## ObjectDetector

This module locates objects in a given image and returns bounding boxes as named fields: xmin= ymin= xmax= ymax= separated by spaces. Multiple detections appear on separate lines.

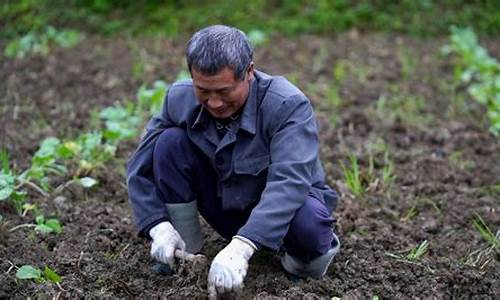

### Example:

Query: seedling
xmin=21 ymin=137 xmax=67 ymax=192
xmin=9 ymin=215 xmax=62 ymax=234
xmin=472 ymin=213 xmax=500 ymax=255
xmin=464 ymin=214 xmax=499 ymax=270
xmin=35 ymin=215 xmax=62 ymax=234
xmin=406 ymin=240 xmax=430 ymax=261
xmin=340 ymin=154 xmax=365 ymax=197
xmin=382 ymin=151 xmax=396 ymax=187
xmin=16 ymin=265 xmax=62 ymax=284
xmin=386 ymin=240 xmax=429 ymax=261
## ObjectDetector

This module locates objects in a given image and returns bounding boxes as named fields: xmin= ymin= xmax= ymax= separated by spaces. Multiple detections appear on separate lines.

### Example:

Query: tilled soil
xmin=1 ymin=32 xmax=499 ymax=299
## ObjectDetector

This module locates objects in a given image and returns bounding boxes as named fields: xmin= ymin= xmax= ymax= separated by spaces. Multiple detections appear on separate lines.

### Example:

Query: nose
xmin=206 ymin=97 xmax=223 ymax=110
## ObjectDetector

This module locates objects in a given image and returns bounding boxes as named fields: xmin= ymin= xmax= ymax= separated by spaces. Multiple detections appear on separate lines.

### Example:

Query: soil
xmin=1 ymin=31 xmax=499 ymax=299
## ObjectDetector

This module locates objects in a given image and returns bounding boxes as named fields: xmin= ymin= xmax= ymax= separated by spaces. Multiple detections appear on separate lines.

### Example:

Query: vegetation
xmin=4 ymin=26 xmax=81 ymax=58
xmin=2 ymin=1 xmax=500 ymax=41
xmin=443 ymin=26 xmax=500 ymax=135
xmin=16 ymin=265 xmax=62 ymax=284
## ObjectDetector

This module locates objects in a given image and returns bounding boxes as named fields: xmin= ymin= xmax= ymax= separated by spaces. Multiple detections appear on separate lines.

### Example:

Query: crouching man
xmin=126 ymin=25 xmax=340 ymax=298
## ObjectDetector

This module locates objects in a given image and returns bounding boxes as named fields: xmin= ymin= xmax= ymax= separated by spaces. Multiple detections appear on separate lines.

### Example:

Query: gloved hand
xmin=149 ymin=221 xmax=186 ymax=268
xmin=208 ymin=236 xmax=256 ymax=299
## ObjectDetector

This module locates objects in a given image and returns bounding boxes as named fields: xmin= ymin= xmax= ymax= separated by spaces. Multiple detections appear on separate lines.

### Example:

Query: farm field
xmin=1 ymin=30 xmax=499 ymax=298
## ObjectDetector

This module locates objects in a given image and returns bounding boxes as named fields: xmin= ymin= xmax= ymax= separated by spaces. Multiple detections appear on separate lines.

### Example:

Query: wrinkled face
xmin=191 ymin=65 xmax=253 ymax=119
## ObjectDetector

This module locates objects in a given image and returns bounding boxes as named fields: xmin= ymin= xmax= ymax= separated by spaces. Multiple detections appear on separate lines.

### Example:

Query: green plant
xmin=382 ymin=151 xmax=396 ymax=186
xmin=21 ymin=137 xmax=67 ymax=192
xmin=4 ymin=26 xmax=81 ymax=59
xmin=100 ymin=104 xmax=142 ymax=144
xmin=398 ymin=45 xmax=417 ymax=80
xmin=0 ymin=150 xmax=28 ymax=213
xmin=35 ymin=215 xmax=62 ymax=234
xmin=137 ymin=80 xmax=169 ymax=116
xmin=406 ymin=240 xmax=430 ymax=261
xmin=472 ymin=214 xmax=500 ymax=255
xmin=341 ymin=154 xmax=365 ymax=197
xmin=464 ymin=214 xmax=499 ymax=270
xmin=386 ymin=240 xmax=429 ymax=261
xmin=375 ymin=92 xmax=431 ymax=127
xmin=16 ymin=265 xmax=61 ymax=284
xmin=443 ymin=26 xmax=500 ymax=135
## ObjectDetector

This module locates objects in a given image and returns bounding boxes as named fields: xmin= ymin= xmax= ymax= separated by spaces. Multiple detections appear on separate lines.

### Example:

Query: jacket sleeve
xmin=237 ymin=94 xmax=319 ymax=250
xmin=126 ymin=90 xmax=175 ymax=238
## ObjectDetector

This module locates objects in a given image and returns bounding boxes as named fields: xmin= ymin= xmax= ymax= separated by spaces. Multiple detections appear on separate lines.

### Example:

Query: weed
xmin=402 ymin=206 xmax=419 ymax=221
xmin=386 ymin=240 xmax=429 ymax=261
xmin=464 ymin=214 xmax=500 ymax=270
xmin=382 ymin=151 xmax=396 ymax=187
xmin=341 ymin=154 xmax=365 ymax=197
xmin=375 ymin=92 xmax=431 ymax=127
xmin=472 ymin=214 xmax=500 ymax=255
xmin=448 ymin=151 xmax=475 ymax=170
xmin=397 ymin=45 xmax=417 ymax=80
xmin=406 ymin=240 xmax=430 ymax=261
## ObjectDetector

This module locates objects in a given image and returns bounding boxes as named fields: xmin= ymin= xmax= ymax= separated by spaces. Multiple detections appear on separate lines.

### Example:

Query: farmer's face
xmin=191 ymin=65 xmax=254 ymax=119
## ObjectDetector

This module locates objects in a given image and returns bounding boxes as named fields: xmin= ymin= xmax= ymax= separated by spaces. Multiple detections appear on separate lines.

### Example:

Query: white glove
xmin=208 ymin=236 xmax=256 ymax=299
xmin=149 ymin=221 xmax=186 ymax=268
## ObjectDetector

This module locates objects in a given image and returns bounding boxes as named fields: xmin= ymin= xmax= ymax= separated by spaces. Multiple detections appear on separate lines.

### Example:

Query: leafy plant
xmin=4 ymin=26 xmax=81 ymax=59
xmin=137 ymin=80 xmax=169 ymax=116
xmin=16 ymin=265 xmax=61 ymax=284
xmin=21 ymin=137 xmax=67 ymax=192
xmin=35 ymin=215 xmax=62 ymax=234
xmin=443 ymin=26 xmax=500 ymax=135
xmin=100 ymin=104 xmax=142 ymax=144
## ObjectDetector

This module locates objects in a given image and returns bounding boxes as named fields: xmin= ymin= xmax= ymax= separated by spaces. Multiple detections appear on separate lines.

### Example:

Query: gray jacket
xmin=127 ymin=70 xmax=337 ymax=251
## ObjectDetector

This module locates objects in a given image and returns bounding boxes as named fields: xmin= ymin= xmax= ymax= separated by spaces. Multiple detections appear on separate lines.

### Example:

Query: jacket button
xmin=216 ymin=157 xmax=224 ymax=165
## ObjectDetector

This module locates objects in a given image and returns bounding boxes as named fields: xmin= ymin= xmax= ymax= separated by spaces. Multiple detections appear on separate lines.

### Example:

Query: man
xmin=127 ymin=25 xmax=340 ymax=298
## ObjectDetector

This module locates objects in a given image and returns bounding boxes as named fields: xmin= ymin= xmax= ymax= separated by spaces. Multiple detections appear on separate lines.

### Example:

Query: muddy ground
xmin=0 ymin=31 xmax=499 ymax=298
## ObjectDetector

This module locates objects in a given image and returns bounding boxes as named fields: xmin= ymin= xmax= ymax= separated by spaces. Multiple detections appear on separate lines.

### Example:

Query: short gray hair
xmin=186 ymin=25 xmax=253 ymax=80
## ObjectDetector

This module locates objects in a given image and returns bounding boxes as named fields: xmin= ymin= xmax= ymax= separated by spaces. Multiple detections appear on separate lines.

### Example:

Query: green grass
xmin=2 ymin=1 xmax=500 ymax=40
xmin=341 ymin=154 xmax=365 ymax=197
xmin=386 ymin=240 xmax=430 ymax=261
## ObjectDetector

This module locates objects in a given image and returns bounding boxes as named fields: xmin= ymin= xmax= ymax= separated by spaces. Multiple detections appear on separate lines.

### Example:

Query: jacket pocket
xmin=222 ymin=155 xmax=269 ymax=210
xmin=233 ymin=154 xmax=270 ymax=175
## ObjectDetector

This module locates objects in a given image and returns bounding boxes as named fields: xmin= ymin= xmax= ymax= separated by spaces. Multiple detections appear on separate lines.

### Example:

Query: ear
xmin=246 ymin=62 xmax=255 ymax=81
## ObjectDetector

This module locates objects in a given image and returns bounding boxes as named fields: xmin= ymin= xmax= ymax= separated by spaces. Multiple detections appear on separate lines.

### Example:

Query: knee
xmin=154 ymin=127 xmax=190 ymax=159
xmin=287 ymin=197 xmax=334 ymax=258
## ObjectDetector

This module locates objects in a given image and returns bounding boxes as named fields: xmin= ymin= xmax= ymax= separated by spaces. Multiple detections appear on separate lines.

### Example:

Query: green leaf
xmin=79 ymin=177 xmax=98 ymax=188
xmin=35 ymin=223 xmax=54 ymax=234
xmin=35 ymin=215 xmax=45 ymax=225
xmin=45 ymin=219 xmax=62 ymax=233
xmin=16 ymin=265 xmax=42 ymax=280
xmin=44 ymin=266 xmax=62 ymax=283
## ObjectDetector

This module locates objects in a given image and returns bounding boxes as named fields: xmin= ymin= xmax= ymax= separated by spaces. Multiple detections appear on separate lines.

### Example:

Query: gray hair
xmin=186 ymin=25 xmax=253 ymax=80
